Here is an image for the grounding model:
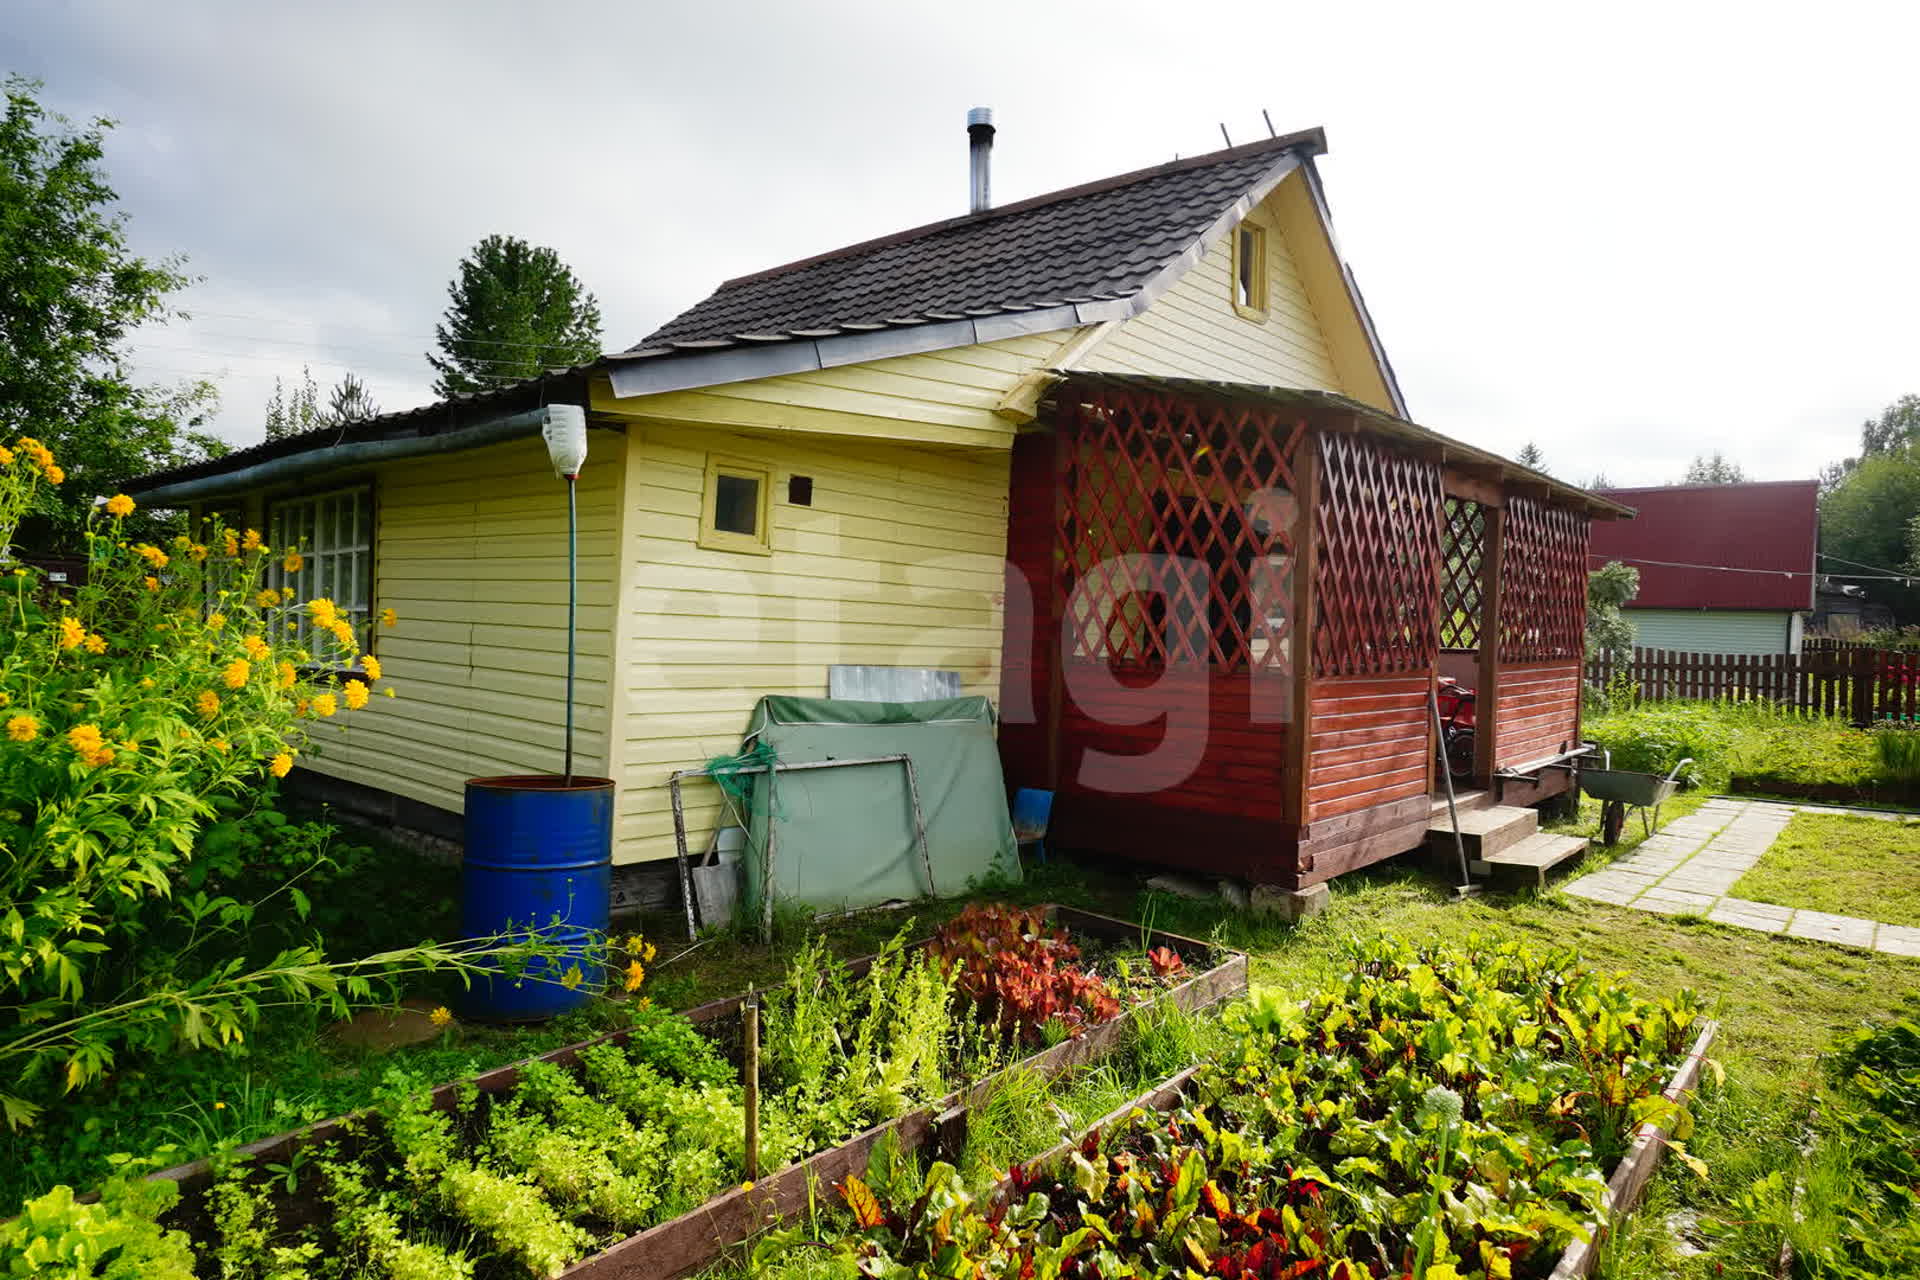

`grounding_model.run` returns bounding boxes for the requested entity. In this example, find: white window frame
[266,484,375,658]
[1231,221,1270,321]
